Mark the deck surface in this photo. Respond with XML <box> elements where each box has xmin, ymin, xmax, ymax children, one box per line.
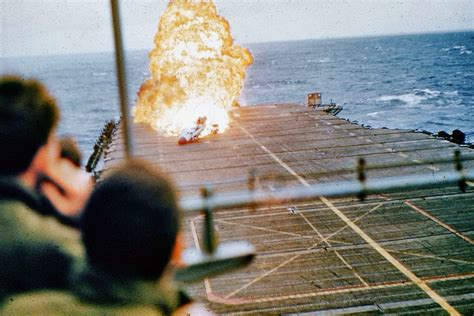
<box><xmin>105</xmin><ymin>104</ymin><xmax>474</xmax><ymax>315</ymax></box>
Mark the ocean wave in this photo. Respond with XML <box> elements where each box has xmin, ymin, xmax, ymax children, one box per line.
<box><xmin>442</xmin><ymin>45</ymin><xmax>472</xmax><ymax>55</ymax></box>
<box><xmin>249</xmin><ymin>84</ymin><xmax>261</xmax><ymax>89</ymax></box>
<box><xmin>366</xmin><ymin>111</ymin><xmax>379</xmax><ymax>117</ymax></box>
<box><xmin>92</xmin><ymin>72</ymin><xmax>108</xmax><ymax>76</ymax></box>
<box><xmin>271</xmin><ymin>79</ymin><xmax>307</xmax><ymax>85</ymax></box>
<box><xmin>376</xmin><ymin>89</ymin><xmax>441</xmax><ymax>106</ymax></box>
<box><xmin>304</xmin><ymin>57</ymin><xmax>332</xmax><ymax>63</ymax></box>
<box><xmin>444</xmin><ymin>90</ymin><xmax>458</xmax><ymax>97</ymax></box>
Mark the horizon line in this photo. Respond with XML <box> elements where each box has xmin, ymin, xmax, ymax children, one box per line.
<box><xmin>1</xmin><ymin>28</ymin><xmax>473</xmax><ymax>59</ymax></box>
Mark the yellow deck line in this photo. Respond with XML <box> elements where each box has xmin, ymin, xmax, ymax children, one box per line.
<box><xmin>195</xmin><ymin>211</ymin><xmax>472</xmax><ymax>308</ymax></box>
<box><xmin>386</xmin><ymin>249</ymin><xmax>474</xmax><ymax>266</ymax></box>
<box><xmin>189</xmin><ymin>216</ymin><xmax>214</xmax><ymax>297</ymax></box>
<box><xmin>320</xmin><ymin>196</ymin><xmax>460</xmax><ymax>316</ymax></box>
<box><xmin>405</xmin><ymin>200</ymin><xmax>473</xmax><ymax>245</ymax></box>
<box><xmin>324</xmin><ymin>202</ymin><xmax>384</xmax><ymax>241</ymax></box>
<box><xmin>238</xmin><ymin>123</ymin><xmax>460</xmax><ymax>315</ymax></box>
<box><xmin>299</xmin><ymin>212</ymin><xmax>369</xmax><ymax>287</ymax></box>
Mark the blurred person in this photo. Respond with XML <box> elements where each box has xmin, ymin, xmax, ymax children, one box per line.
<box><xmin>0</xmin><ymin>75</ymin><xmax>83</xmax><ymax>302</ymax></box>
<box><xmin>37</xmin><ymin>136</ymin><xmax>93</xmax><ymax>227</ymax></box>
<box><xmin>2</xmin><ymin>160</ymin><xmax>212</xmax><ymax>315</ymax></box>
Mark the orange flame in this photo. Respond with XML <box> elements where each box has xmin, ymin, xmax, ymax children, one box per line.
<box><xmin>133</xmin><ymin>0</ymin><xmax>253</xmax><ymax>136</ymax></box>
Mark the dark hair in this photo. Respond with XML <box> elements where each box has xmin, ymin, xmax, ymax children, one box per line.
<box><xmin>81</xmin><ymin>160</ymin><xmax>180</xmax><ymax>280</ymax></box>
<box><xmin>0</xmin><ymin>75</ymin><xmax>59</xmax><ymax>175</ymax></box>
<box><xmin>60</xmin><ymin>136</ymin><xmax>82</xmax><ymax>167</ymax></box>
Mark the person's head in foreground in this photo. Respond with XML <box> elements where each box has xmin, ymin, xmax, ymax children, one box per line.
<box><xmin>0</xmin><ymin>75</ymin><xmax>59</xmax><ymax>184</ymax></box>
<box><xmin>82</xmin><ymin>159</ymin><xmax>181</xmax><ymax>280</ymax></box>
<box><xmin>76</xmin><ymin>159</ymin><xmax>212</xmax><ymax>315</ymax></box>
<box><xmin>0</xmin><ymin>75</ymin><xmax>92</xmax><ymax>220</ymax></box>
<box><xmin>0</xmin><ymin>76</ymin><xmax>82</xmax><ymax>303</ymax></box>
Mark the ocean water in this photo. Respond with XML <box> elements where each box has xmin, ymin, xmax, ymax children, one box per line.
<box><xmin>1</xmin><ymin>31</ymin><xmax>473</xmax><ymax>161</ymax></box>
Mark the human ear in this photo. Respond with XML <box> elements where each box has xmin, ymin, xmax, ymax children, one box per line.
<box><xmin>171</xmin><ymin>232</ymin><xmax>185</xmax><ymax>267</ymax></box>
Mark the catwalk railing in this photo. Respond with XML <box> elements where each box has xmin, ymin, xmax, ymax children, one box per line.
<box><xmin>180</xmin><ymin>150</ymin><xmax>474</xmax><ymax>213</ymax></box>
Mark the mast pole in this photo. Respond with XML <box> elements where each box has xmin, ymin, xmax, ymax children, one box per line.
<box><xmin>110</xmin><ymin>0</ymin><xmax>134</xmax><ymax>159</ymax></box>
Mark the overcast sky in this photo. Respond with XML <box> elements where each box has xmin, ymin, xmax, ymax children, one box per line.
<box><xmin>1</xmin><ymin>0</ymin><xmax>473</xmax><ymax>57</ymax></box>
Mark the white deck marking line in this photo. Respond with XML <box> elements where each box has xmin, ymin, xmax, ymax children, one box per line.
<box><xmin>242</xmin><ymin>123</ymin><xmax>370</xmax><ymax>286</ymax></box>
<box><xmin>239</xmin><ymin>125</ymin><xmax>308</xmax><ymax>184</ymax></box>
<box><xmin>325</xmin><ymin>203</ymin><xmax>384</xmax><ymax>241</ymax></box>
<box><xmin>222</xmin><ymin>206</ymin><xmax>369</xmax><ymax>298</ymax></box>
<box><xmin>223</xmin><ymin>253</ymin><xmax>302</xmax><ymax>299</ymax></box>
<box><xmin>213</xmin><ymin>273</ymin><xmax>474</xmax><ymax>305</ymax></box>
<box><xmin>320</xmin><ymin>196</ymin><xmax>460</xmax><ymax>315</ymax></box>
<box><xmin>214</xmin><ymin>199</ymin><xmax>387</xmax><ymax>218</ymax></box>
<box><xmin>189</xmin><ymin>216</ymin><xmax>213</xmax><ymax>296</ymax></box>
<box><xmin>238</xmin><ymin>123</ymin><xmax>460</xmax><ymax>315</ymax></box>
<box><xmin>404</xmin><ymin>200</ymin><xmax>473</xmax><ymax>245</ymax></box>
<box><xmin>299</xmin><ymin>212</ymin><xmax>369</xmax><ymax>287</ymax></box>
<box><xmin>193</xmin><ymin>211</ymin><xmax>358</xmax><ymax>301</ymax></box>
<box><xmin>215</xmin><ymin>218</ymin><xmax>354</xmax><ymax>246</ymax></box>
<box><xmin>223</xmin><ymin>230</ymin><xmax>357</xmax><ymax>299</ymax></box>
<box><xmin>319</xmin><ymin>196</ymin><xmax>460</xmax><ymax>316</ymax></box>
<box><xmin>295</xmin><ymin>293</ymin><xmax>474</xmax><ymax>316</ymax></box>
<box><xmin>215</xmin><ymin>219</ymin><xmax>314</xmax><ymax>238</ymax></box>
<box><xmin>386</xmin><ymin>249</ymin><xmax>474</xmax><ymax>266</ymax></box>
<box><xmin>326</xmin><ymin>239</ymin><xmax>353</xmax><ymax>246</ymax></box>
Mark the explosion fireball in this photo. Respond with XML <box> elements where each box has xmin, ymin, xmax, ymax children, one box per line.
<box><xmin>133</xmin><ymin>0</ymin><xmax>253</xmax><ymax>138</ymax></box>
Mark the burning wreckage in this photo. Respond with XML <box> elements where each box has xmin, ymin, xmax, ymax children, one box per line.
<box><xmin>178</xmin><ymin>116</ymin><xmax>219</xmax><ymax>145</ymax></box>
<box><xmin>132</xmin><ymin>1</ymin><xmax>253</xmax><ymax>146</ymax></box>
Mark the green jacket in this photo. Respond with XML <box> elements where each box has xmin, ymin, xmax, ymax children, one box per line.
<box><xmin>1</xmin><ymin>264</ymin><xmax>190</xmax><ymax>316</ymax></box>
<box><xmin>0</xmin><ymin>178</ymin><xmax>83</xmax><ymax>303</ymax></box>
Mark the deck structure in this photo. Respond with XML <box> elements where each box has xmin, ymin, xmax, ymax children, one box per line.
<box><xmin>105</xmin><ymin>103</ymin><xmax>474</xmax><ymax>315</ymax></box>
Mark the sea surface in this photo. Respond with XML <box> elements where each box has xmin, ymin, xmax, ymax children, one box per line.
<box><xmin>1</xmin><ymin>31</ymin><xmax>473</xmax><ymax>161</ymax></box>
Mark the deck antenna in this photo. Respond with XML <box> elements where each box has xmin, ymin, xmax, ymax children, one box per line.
<box><xmin>110</xmin><ymin>0</ymin><xmax>134</xmax><ymax>159</ymax></box>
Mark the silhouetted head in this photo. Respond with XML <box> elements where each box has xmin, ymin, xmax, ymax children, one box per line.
<box><xmin>0</xmin><ymin>75</ymin><xmax>59</xmax><ymax>176</ymax></box>
<box><xmin>81</xmin><ymin>160</ymin><xmax>181</xmax><ymax>280</ymax></box>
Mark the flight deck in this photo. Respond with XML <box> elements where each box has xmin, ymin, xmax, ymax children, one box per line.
<box><xmin>104</xmin><ymin>103</ymin><xmax>474</xmax><ymax>314</ymax></box>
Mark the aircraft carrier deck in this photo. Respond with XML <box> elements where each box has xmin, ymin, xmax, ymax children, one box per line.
<box><xmin>104</xmin><ymin>103</ymin><xmax>474</xmax><ymax>315</ymax></box>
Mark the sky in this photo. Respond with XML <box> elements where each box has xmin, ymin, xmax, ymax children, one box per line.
<box><xmin>0</xmin><ymin>0</ymin><xmax>473</xmax><ymax>57</ymax></box>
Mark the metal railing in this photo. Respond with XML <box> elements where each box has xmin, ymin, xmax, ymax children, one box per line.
<box><xmin>110</xmin><ymin>0</ymin><xmax>134</xmax><ymax>159</ymax></box>
<box><xmin>180</xmin><ymin>151</ymin><xmax>474</xmax><ymax>213</ymax></box>
<box><xmin>175</xmin><ymin>153</ymin><xmax>474</xmax><ymax>188</ymax></box>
